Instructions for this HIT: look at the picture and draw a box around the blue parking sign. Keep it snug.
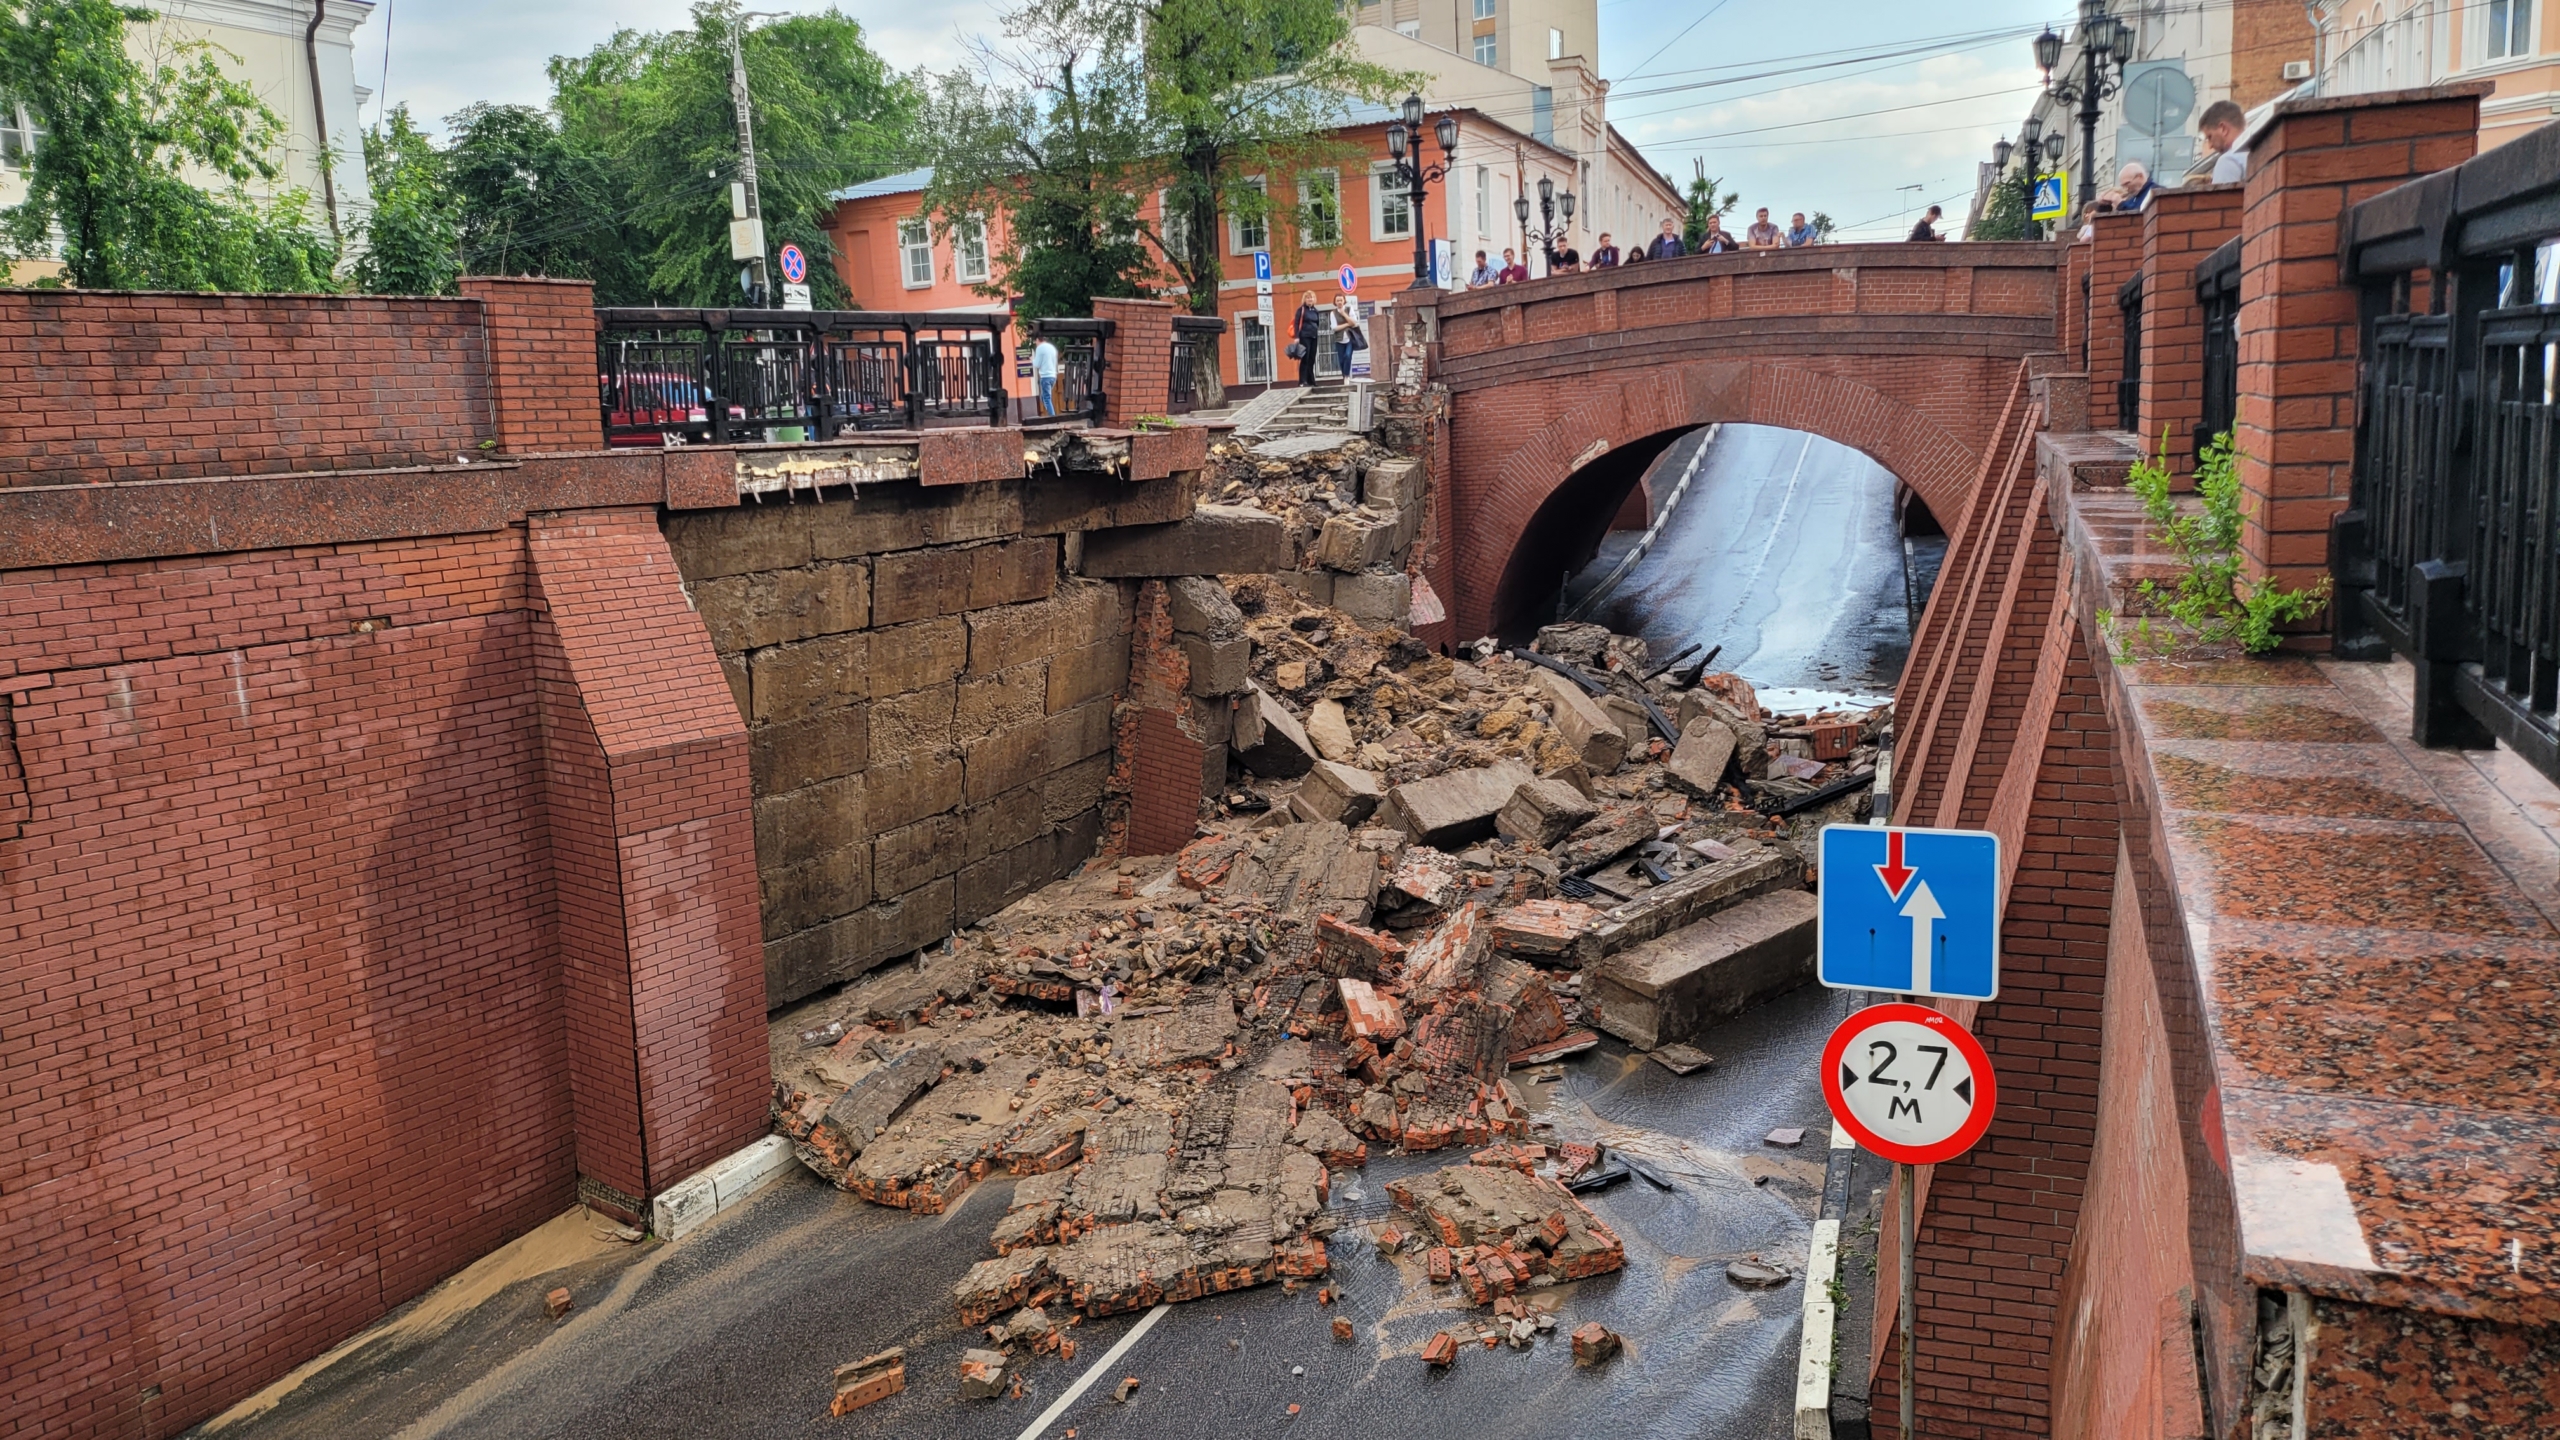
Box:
[1817,826,2001,1001]
[1254,251,1272,282]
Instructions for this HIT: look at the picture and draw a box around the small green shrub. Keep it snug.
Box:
[2108,429,2329,659]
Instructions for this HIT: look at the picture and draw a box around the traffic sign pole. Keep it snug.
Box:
[1899,1162,1916,1439]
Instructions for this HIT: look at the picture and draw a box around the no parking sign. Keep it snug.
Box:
[778,243,808,285]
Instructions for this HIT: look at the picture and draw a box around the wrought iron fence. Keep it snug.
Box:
[2196,238,2241,461]
[2116,273,2143,434]
[1030,317,1108,424]
[596,308,1011,444]
[1168,315,1226,414]
[2337,121,2560,780]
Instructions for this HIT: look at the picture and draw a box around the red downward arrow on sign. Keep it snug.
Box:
[1874,830,1915,900]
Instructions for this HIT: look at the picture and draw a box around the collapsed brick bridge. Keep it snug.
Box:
[1420,244,2063,640]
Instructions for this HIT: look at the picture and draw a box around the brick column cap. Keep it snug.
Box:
[2264,78,2493,119]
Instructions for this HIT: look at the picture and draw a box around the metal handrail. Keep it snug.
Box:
[596,307,1012,444]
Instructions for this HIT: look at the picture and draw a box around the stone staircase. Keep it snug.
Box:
[1233,384,1355,440]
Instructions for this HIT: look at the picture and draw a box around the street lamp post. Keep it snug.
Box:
[1383,93,1460,284]
[1514,175,1576,273]
[2035,0,2133,212]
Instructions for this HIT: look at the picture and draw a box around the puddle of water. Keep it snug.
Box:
[1750,685,1891,715]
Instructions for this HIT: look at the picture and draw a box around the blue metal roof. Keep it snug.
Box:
[830,166,934,202]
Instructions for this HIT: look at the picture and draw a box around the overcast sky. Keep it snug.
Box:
[352,0,2065,238]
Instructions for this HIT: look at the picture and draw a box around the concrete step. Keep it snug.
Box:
[1584,889,1820,1051]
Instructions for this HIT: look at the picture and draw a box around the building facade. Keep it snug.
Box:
[2313,0,2560,145]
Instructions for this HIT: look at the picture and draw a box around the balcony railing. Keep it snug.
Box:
[2116,273,2143,434]
[2337,121,2560,781]
[2196,238,2240,461]
[596,307,1011,445]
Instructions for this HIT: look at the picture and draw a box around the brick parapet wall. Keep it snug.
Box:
[2135,186,2245,477]
[0,290,493,486]
[2082,212,2147,426]
[2235,87,2486,601]
[2060,237,2094,369]
[1094,297,1178,427]
[460,277,604,456]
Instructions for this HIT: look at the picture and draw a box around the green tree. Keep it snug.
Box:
[439,102,640,299]
[1809,211,1837,242]
[550,2,919,306]
[1967,173,2035,241]
[0,0,334,290]
[1681,170,1737,249]
[1114,0,1414,314]
[923,6,1158,319]
[351,104,460,294]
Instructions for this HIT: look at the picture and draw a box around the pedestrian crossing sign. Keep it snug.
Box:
[2031,173,2068,223]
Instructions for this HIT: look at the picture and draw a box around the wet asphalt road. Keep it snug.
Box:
[204,989,1858,1440]
[1565,423,1938,701]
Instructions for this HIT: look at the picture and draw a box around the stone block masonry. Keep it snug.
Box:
[665,479,1142,1007]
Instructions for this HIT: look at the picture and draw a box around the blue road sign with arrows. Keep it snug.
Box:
[1817,826,2001,1002]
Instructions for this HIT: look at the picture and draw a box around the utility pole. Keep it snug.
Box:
[727,12,780,307]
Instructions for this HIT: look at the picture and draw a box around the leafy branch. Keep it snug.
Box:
[2103,429,2329,659]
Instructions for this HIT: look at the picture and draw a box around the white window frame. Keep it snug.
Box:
[1230,175,1269,255]
[1474,33,1497,65]
[1395,18,1420,36]
[1473,0,1495,18]
[1238,313,1274,384]
[953,215,990,284]
[1158,190,1191,266]
[1475,165,1491,237]
[2484,0,2535,59]
[1299,168,1342,248]
[1549,27,1563,59]
[0,99,38,170]
[1371,162,1413,241]
[897,216,934,288]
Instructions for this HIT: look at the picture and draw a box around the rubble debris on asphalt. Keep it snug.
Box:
[545,1287,572,1320]
[959,1348,1009,1400]
[831,1348,906,1416]
[763,597,1881,1347]
[1570,1322,1623,1367]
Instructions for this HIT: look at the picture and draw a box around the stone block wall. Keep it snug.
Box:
[665,479,1145,1007]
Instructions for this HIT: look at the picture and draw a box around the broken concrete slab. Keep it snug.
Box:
[1388,1162,1625,1286]
[1177,633,1251,696]
[1221,821,1376,923]
[1232,684,1314,779]
[1383,761,1535,849]
[1488,898,1596,963]
[1569,846,1802,966]
[1313,509,1398,573]
[1493,776,1596,848]
[959,1347,1009,1399]
[1552,804,1655,876]
[1166,574,1244,640]
[1663,717,1738,800]
[1532,670,1627,773]
[797,1041,948,1179]
[1304,698,1356,761]
[1079,504,1288,578]
[1292,759,1384,826]
[1679,688,1768,779]
[1586,889,1820,1051]
[1330,570,1412,629]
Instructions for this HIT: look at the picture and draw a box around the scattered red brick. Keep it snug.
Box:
[1571,1323,1622,1367]
[1422,1331,1459,1367]
[545,1287,573,1320]
[831,1348,906,1415]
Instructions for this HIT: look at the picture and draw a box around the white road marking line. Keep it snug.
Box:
[1014,1301,1172,1440]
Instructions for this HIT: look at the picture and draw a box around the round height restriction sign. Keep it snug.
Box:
[1821,1003,1997,1166]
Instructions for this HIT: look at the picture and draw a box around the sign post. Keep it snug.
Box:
[777,243,811,311]
[1818,824,2002,1438]
[1253,250,1274,332]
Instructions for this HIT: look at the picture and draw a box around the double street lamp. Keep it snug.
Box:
[1515,175,1576,272]
[2034,0,2136,211]
[1383,92,1460,283]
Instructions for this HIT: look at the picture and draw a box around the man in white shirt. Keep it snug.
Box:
[2198,99,2249,185]
[1032,337,1060,416]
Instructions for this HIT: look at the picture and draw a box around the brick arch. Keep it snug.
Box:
[1451,360,1982,638]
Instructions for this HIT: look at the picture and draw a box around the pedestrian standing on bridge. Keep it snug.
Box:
[1906,205,1944,242]
[1498,248,1529,283]
[1031,335,1059,417]
[2196,99,2250,184]
[1699,215,1737,254]
[1784,212,1818,247]
[1290,292,1320,388]
[1552,244,1580,273]
[1745,207,1782,249]
[1646,216,1686,260]
[1590,233,1620,267]
[2114,161,2155,213]
[1330,292,1362,379]
[1469,249,1496,287]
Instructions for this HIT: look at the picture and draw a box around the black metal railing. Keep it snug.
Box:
[1167,314,1227,415]
[596,307,1011,444]
[1030,317,1109,424]
[2336,118,2560,780]
[2117,273,2144,433]
[2196,237,2241,461]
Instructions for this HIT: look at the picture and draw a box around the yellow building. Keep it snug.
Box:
[3,0,376,283]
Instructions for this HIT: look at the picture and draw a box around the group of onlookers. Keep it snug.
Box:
[1462,206,1823,288]
[2070,98,2251,237]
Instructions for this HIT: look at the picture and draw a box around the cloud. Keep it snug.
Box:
[353,0,1001,135]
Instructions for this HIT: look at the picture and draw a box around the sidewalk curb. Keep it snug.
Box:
[651,1135,797,1241]
[1794,1118,1860,1438]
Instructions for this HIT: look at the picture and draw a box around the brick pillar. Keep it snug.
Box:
[529,509,769,1223]
[2082,212,2147,432]
[2234,85,2487,600]
[2134,185,2244,478]
[1093,297,1177,427]
[1112,581,1215,856]
[460,277,603,455]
